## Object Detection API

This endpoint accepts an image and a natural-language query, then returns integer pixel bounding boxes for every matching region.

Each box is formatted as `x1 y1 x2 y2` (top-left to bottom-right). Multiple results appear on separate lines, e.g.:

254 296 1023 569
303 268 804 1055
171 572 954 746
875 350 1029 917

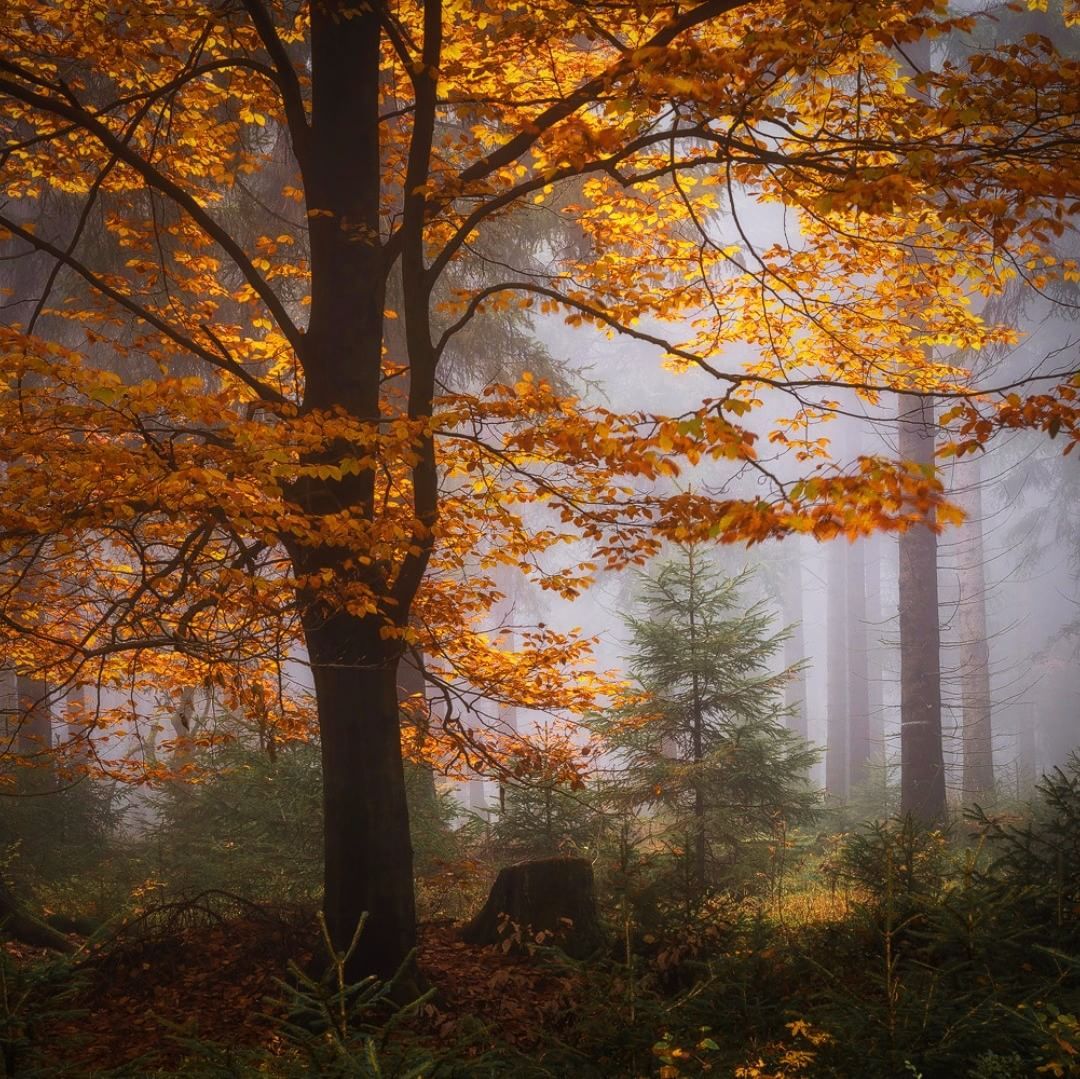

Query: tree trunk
295 3 424 985
897 398 947 821
687 548 706 893
0 880 72 953
956 459 994 802
826 537 848 800
865 533 885 759
306 614 417 985
398 648 438 810
846 539 871 791
782 540 809 741
13 674 53 795
1016 700 1037 797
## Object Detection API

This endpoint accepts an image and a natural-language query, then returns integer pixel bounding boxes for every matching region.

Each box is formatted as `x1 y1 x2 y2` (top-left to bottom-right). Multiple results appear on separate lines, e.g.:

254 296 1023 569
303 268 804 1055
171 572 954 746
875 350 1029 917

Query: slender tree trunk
686 557 704 894
1016 700 1037 797
846 539 871 791
496 619 520 812
468 775 489 814
687 547 706 893
865 533 885 758
399 648 439 809
826 538 848 800
956 459 994 802
782 541 808 741
897 398 947 821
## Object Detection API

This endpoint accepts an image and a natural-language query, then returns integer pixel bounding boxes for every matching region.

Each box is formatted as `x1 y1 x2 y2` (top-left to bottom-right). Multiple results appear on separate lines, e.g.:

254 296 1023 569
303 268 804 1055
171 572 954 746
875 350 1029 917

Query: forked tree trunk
296 3 423 985
897 398 947 821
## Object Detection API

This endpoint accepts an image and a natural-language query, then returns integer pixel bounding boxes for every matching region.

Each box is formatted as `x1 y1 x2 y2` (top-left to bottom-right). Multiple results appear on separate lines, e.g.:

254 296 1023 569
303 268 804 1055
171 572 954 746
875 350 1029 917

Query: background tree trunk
956 458 994 802
15 674 52 793
898 398 947 821
687 548 707 893
398 647 439 810
1015 700 1038 797
846 539 871 791
782 540 809 741
865 533 885 761
826 538 849 800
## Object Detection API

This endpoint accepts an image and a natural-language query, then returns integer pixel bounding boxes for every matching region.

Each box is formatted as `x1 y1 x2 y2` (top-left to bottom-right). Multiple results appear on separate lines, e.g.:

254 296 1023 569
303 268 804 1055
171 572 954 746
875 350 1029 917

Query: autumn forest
0 0 1078 1074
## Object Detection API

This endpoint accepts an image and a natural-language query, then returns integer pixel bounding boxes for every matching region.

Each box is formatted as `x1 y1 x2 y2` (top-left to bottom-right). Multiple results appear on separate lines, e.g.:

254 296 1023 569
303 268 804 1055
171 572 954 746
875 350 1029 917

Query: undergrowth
1 757 1077 1077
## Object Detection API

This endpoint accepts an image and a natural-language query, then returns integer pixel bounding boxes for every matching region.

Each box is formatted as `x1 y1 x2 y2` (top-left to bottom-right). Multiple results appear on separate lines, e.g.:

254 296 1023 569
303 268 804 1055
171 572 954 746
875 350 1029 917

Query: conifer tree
492 780 599 863
600 547 818 898
491 725 600 862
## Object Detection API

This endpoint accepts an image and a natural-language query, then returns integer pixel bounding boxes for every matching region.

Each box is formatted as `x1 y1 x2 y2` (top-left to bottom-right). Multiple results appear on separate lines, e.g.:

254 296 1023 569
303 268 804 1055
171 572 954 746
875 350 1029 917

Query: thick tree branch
392 0 443 620
436 281 1079 402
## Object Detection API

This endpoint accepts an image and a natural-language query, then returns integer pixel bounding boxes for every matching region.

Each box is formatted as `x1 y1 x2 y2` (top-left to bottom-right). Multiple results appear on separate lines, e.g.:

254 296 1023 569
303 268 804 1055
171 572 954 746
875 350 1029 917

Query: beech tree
1 0 1078 979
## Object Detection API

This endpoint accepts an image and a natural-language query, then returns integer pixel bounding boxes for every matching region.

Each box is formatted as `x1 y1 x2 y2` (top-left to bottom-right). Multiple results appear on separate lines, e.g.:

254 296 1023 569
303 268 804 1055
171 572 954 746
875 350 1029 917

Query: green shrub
147 741 476 911
0 777 128 925
148 740 324 905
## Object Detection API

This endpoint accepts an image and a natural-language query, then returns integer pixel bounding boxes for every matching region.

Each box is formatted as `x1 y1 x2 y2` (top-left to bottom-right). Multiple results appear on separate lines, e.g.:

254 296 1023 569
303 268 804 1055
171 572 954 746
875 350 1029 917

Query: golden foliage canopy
0 0 1077 779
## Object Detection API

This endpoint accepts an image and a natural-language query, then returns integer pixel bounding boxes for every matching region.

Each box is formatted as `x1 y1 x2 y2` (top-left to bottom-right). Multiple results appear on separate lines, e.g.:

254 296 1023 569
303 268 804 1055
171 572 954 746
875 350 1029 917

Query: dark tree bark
462 857 604 958
304 618 417 984
897 399 947 821
289 3 424 984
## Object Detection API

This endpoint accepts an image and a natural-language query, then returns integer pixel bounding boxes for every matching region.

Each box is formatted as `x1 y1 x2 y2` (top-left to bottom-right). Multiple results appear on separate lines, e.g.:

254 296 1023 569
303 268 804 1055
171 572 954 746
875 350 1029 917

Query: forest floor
18 900 584 1074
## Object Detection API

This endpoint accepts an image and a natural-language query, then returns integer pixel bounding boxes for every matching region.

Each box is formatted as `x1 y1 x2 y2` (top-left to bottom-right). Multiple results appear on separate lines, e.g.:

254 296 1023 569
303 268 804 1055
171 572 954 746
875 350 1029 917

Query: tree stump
461 856 604 958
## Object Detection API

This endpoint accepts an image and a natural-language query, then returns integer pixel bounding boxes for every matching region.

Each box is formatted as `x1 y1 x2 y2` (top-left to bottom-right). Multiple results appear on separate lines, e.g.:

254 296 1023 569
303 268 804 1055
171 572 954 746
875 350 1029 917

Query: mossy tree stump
461 856 604 958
